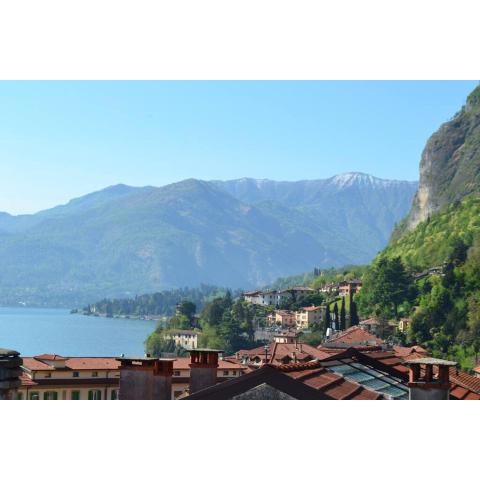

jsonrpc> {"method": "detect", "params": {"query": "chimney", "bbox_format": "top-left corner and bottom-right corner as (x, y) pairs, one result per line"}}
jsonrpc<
(189, 349), (222, 395)
(404, 358), (456, 400)
(0, 348), (22, 400)
(117, 357), (174, 400)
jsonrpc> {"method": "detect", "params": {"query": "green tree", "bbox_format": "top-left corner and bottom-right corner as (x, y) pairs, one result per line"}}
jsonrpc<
(333, 303), (339, 330)
(350, 293), (359, 326)
(358, 255), (413, 319)
(339, 296), (346, 330)
(177, 301), (196, 321)
(324, 304), (331, 335)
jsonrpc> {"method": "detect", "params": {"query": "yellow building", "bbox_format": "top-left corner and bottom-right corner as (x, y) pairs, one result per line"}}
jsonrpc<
(17, 353), (247, 400)
(164, 330), (199, 349)
(295, 306), (324, 330)
(266, 310), (296, 328)
(18, 354), (120, 400)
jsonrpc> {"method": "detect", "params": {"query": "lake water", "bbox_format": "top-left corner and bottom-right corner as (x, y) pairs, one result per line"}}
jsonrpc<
(0, 307), (158, 357)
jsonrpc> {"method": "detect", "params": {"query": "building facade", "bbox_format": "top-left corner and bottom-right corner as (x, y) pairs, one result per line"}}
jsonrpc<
(164, 330), (199, 349)
(18, 354), (120, 400)
(295, 306), (324, 330)
(266, 310), (296, 328)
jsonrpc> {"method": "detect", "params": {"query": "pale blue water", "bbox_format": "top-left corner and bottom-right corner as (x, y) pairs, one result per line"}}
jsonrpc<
(0, 307), (158, 357)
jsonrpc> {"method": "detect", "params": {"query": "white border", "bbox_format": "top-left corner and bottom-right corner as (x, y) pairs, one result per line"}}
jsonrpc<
(0, 0), (478, 80)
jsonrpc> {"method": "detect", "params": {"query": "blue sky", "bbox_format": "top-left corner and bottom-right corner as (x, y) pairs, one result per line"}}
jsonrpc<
(0, 80), (477, 214)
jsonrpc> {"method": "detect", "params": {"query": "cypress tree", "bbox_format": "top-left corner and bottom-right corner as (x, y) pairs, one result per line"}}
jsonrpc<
(324, 304), (331, 335)
(333, 302), (339, 330)
(340, 296), (346, 330)
(350, 293), (359, 326)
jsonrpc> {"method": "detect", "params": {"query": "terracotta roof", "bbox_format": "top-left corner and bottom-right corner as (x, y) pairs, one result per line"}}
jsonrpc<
(34, 354), (68, 361)
(359, 317), (398, 327)
(322, 326), (384, 348)
(275, 362), (383, 400)
(393, 345), (428, 360)
(233, 342), (332, 366)
(184, 360), (385, 400)
(361, 350), (480, 400)
(300, 306), (323, 312)
(22, 356), (121, 371)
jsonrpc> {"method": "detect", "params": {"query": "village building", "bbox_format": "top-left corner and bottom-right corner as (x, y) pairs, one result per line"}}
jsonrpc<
(243, 290), (278, 306)
(244, 286), (316, 307)
(228, 339), (331, 368)
(318, 283), (339, 294)
(295, 305), (324, 330)
(164, 330), (199, 349)
(474, 365), (480, 379)
(359, 317), (398, 336)
(320, 325), (385, 352)
(272, 331), (299, 344)
(16, 352), (247, 400)
(266, 310), (296, 328)
(338, 280), (363, 296)
(18, 354), (121, 400)
(398, 317), (412, 333)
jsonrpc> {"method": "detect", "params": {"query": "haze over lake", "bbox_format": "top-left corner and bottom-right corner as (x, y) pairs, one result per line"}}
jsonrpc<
(0, 307), (157, 357)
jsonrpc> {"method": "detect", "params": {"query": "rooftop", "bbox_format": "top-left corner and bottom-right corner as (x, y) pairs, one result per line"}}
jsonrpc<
(322, 326), (384, 349)
(184, 360), (385, 400)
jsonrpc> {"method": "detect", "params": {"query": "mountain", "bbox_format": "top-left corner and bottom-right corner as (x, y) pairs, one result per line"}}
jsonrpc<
(387, 85), (480, 267)
(0, 174), (417, 307)
(396, 85), (480, 235)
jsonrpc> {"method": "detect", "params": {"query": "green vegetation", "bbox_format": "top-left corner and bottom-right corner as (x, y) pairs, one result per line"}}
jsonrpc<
(385, 195), (480, 270)
(357, 223), (480, 371)
(81, 285), (233, 318)
(145, 292), (266, 356)
(357, 256), (415, 320)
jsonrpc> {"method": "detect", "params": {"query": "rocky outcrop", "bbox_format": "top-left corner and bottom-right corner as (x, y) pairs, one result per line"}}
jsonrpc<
(401, 85), (480, 233)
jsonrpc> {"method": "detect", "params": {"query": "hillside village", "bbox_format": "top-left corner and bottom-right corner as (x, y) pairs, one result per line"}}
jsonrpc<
(4, 273), (480, 401)
(3, 320), (480, 400)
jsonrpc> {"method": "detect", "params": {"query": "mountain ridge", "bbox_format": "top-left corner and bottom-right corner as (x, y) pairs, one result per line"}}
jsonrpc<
(0, 173), (417, 307)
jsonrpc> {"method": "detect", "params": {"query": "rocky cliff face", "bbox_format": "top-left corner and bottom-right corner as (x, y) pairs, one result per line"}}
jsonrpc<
(401, 85), (480, 233)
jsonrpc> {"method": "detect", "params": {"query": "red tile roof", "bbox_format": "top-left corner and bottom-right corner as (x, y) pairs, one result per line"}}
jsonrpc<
(274, 362), (384, 400)
(23, 356), (121, 371)
(34, 354), (68, 361)
(231, 342), (332, 366)
(361, 350), (480, 400)
(301, 306), (323, 312)
(322, 326), (384, 348)
(185, 360), (385, 400)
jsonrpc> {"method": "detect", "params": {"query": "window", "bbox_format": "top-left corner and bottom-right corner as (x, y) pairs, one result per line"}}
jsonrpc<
(232, 371), (237, 376)
(111, 390), (118, 400)
(30, 392), (40, 400)
(223, 370), (229, 376)
(88, 390), (102, 400)
(44, 372), (52, 378)
(173, 370), (181, 376)
(73, 372), (79, 378)
(71, 391), (81, 400)
(92, 371), (98, 378)
(43, 391), (58, 400)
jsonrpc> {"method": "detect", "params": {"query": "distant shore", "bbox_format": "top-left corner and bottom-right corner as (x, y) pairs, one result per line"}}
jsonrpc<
(71, 309), (166, 322)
